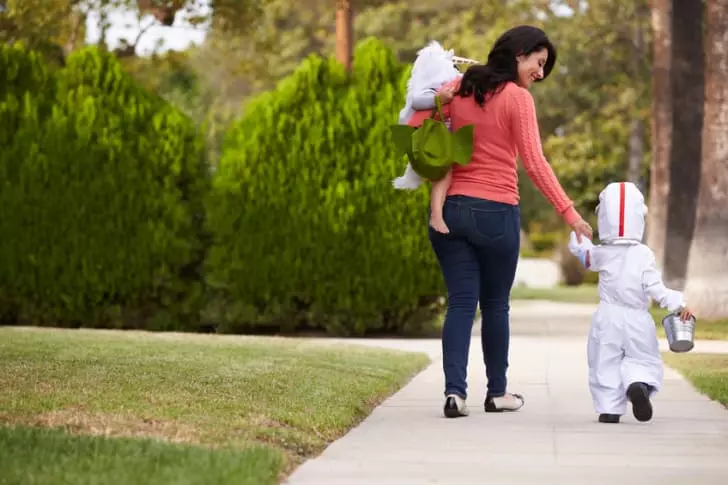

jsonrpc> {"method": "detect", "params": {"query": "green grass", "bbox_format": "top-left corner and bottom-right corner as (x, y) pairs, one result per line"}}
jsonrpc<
(510, 284), (599, 303)
(506, 286), (728, 340)
(662, 353), (728, 408)
(0, 328), (430, 485)
(0, 425), (280, 485)
(651, 308), (728, 340)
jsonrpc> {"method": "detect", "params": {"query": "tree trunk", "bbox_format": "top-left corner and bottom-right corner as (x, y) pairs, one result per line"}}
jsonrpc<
(627, 5), (646, 188)
(63, 10), (84, 58)
(663, 0), (705, 289)
(684, 0), (728, 319)
(646, 0), (672, 269)
(336, 0), (353, 71)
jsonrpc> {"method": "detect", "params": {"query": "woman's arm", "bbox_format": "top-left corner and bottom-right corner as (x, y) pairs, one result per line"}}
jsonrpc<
(508, 87), (580, 226)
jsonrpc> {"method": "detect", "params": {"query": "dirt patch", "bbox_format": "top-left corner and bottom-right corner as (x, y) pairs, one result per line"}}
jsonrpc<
(0, 407), (201, 444)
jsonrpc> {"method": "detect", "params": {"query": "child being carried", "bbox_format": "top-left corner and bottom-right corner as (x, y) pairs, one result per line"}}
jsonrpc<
(392, 41), (476, 234)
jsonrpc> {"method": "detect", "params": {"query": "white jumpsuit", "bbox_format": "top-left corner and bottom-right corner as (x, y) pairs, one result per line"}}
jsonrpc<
(569, 182), (685, 416)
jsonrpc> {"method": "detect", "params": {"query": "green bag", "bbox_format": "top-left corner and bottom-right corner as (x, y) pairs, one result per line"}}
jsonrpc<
(390, 96), (474, 182)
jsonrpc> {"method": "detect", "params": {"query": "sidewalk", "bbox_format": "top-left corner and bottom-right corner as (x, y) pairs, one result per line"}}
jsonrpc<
(286, 302), (728, 485)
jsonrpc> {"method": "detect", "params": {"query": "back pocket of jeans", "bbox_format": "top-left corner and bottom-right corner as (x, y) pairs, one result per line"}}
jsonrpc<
(470, 208), (507, 241)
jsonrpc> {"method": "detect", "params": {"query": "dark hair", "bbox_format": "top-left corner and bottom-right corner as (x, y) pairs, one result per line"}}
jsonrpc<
(456, 25), (557, 106)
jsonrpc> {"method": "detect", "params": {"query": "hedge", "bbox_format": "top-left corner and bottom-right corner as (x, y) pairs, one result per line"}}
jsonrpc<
(0, 44), (208, 329)
(205, 38), (444, 336)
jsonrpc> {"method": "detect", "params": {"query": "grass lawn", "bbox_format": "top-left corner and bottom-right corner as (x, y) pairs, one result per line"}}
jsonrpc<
(0, 328), (430, 485)
(506, 285), (728, 341)
(662, 353), (728, 408)
(510, 284), (599, 304)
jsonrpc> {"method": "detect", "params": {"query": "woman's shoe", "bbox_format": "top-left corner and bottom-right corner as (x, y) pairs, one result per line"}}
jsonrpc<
(484, 393), (524, 413)
(443, 394), (469, 418)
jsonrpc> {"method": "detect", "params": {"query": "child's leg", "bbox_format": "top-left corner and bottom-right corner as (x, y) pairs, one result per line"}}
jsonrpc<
(622, 312), (663, 422)
(587, 312), (628, 420)
(429, 169), (452, 234)
(622, 313), (664, 391)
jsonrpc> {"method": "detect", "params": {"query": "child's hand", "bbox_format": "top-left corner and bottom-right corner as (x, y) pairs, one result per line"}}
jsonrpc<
(568, 231), (593, 255)
(430, 216), (450, 234)
(679, 307), (694, 321)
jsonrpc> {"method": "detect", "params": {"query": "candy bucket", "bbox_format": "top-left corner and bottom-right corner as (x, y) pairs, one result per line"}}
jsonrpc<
(662, 312), (696, 353)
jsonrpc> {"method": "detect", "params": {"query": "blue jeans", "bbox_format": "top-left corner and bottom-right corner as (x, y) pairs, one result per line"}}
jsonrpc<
(429, 195), (520, 399)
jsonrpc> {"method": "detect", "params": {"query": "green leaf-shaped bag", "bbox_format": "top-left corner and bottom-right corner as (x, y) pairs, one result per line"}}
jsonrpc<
(389, 96), (474, 182)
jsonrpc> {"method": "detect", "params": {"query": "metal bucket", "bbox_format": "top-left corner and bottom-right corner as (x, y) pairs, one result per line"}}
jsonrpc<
(662, 312), (696, 353)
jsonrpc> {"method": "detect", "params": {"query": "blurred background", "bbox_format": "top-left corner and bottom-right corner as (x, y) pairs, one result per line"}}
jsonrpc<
(0, 0), (724, 336)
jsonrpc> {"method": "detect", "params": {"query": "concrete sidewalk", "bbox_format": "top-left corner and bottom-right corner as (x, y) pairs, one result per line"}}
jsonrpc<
(286, 302), (728, 485)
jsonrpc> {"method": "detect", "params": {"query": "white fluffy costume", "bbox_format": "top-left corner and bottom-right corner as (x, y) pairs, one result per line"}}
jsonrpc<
(568, 182), (685, 420)
(392, 41), (477, 190)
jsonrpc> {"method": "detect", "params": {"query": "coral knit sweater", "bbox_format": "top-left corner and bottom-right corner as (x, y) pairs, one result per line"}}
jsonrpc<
(408, 80), (579, 226)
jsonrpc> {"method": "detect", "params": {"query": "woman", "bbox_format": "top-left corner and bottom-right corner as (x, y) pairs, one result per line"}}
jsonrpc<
(426, 25), (593, 418)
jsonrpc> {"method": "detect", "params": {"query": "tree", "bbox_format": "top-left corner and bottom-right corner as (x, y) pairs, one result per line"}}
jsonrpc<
(645, 0), (704, 288)
(540, 0), (653, 217)
(684, 0), (728, 319)
(115, 1), (271, 56)
(0, 0), (271, 61)
(206, 39), (444, 336)
(0, 0), (86, 62)
(336, 0), (353, 70)
(646, 0), (672, 270)
(627, 3), (648, 187)
(662, 0), (704, 289)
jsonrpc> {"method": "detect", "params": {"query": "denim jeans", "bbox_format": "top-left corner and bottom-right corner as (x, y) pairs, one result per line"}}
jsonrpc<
(429, 195), (521, 399)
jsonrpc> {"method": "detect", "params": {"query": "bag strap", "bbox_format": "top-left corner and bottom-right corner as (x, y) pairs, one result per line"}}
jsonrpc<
(429, 94), (446, 122)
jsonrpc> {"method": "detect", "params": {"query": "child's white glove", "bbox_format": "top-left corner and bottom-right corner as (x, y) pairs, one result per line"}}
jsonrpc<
(568, 231), (594, 267)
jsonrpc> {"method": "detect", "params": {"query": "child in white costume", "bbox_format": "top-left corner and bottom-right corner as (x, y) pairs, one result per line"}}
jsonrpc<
(567, 182), (694, 423)
(392, 41), (477, 234)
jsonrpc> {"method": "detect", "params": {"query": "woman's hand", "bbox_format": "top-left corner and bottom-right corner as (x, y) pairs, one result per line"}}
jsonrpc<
(437, 85), (456, 104)
(570, 217), (593, 243)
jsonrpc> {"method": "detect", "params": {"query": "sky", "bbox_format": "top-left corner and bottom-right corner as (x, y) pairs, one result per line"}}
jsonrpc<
(84, 5), (210, 56)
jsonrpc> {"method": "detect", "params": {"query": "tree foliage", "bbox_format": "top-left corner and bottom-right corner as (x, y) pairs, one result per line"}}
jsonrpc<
(205, 39), (442, 336)
(167, 0), (652, 229)
(0, 43), (208, 328)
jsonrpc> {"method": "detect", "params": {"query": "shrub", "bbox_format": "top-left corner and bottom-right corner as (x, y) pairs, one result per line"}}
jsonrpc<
(0, 43), (55, 149)
(528, 231), (562, 253)
(205, 38), (443, 336)
(0, 45), (208, 329)
(558, 244), (586, 286)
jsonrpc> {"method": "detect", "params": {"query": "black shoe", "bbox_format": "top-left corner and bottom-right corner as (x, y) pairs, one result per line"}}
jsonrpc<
(598, 413), (620, 423)
(484, 393), (524, 413)
(627, 382), (653, 422)
(443, 394), (469, 418)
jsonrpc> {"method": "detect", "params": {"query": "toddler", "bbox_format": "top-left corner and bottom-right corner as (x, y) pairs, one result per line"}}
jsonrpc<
(568, 182), (693, 423)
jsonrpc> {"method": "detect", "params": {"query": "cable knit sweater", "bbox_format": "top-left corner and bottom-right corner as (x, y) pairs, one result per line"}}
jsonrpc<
(407, 80), (579, 225)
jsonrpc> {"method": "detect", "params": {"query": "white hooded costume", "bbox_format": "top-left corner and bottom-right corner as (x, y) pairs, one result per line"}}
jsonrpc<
(392, 42), (477, 190)
(568, 182), (685, 416)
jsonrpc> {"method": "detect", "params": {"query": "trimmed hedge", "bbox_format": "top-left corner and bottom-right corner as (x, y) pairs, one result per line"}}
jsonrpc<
(0, 45), (208, 329)
(205, 38), (443, 336)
